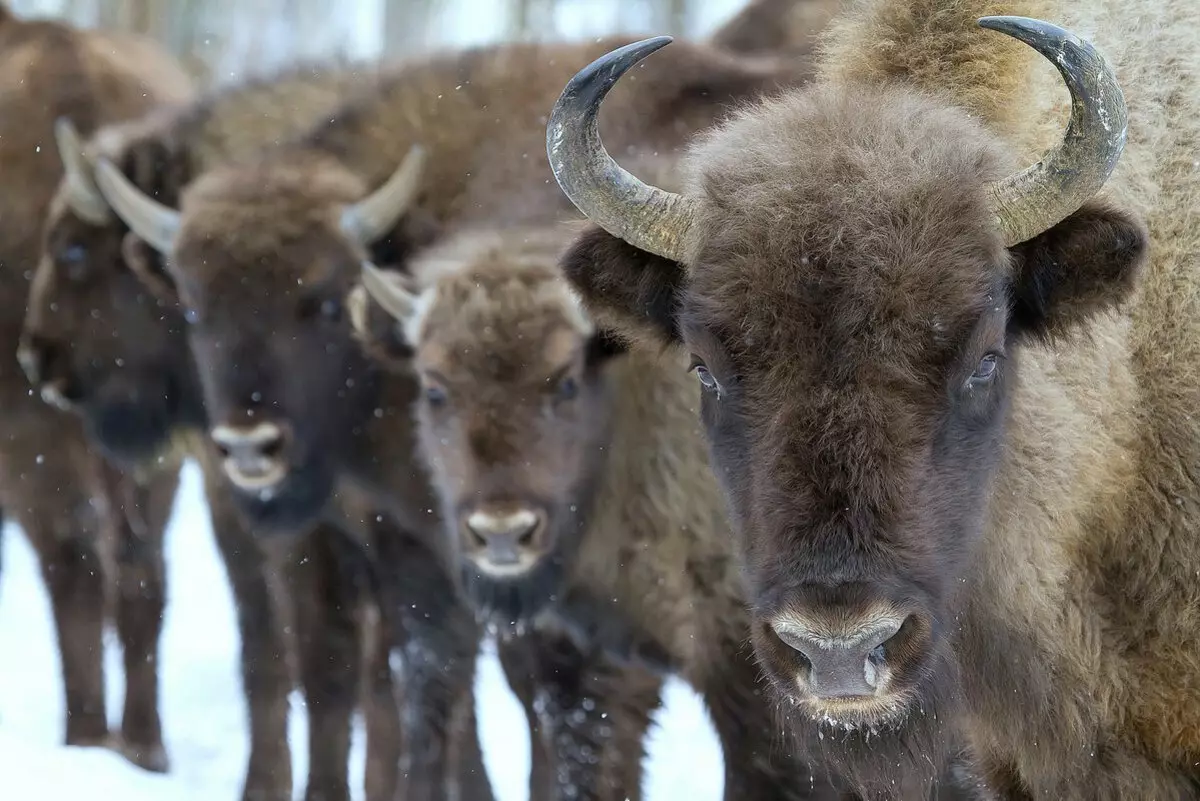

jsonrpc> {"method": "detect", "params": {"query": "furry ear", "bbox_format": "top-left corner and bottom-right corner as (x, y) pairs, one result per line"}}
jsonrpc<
(1008, 200), (1147, 340)
(122, 231), (178, 304)
(559, 224), (687, 350)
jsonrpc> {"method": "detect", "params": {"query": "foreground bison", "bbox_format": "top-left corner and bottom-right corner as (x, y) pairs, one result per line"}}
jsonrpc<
(20, 66), (405, 801)
(548, 0), (1200, 796)
(0, 3), (192, 772)
(85, 27), (845, 801)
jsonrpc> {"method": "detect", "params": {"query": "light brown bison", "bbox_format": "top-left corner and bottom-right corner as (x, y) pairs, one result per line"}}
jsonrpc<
(82, 28), (834, 801)
(20, 64), (409, 801)
(0, 2), (192, 773)
(547, 0), (1200, 797)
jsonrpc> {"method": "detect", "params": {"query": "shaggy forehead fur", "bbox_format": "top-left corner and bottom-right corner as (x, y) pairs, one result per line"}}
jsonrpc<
(174, 153), (369, 288)
(682, 84), (1015, 384)
(409, 229), (594, 379)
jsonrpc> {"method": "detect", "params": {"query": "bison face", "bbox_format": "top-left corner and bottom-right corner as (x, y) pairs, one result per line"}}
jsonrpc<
(174, 224), (377, 536)
(20, 197), (204, 468)
(355, 231), (624, 631)
(89, 147), (426, 536)
(547, 30), (1145, 794)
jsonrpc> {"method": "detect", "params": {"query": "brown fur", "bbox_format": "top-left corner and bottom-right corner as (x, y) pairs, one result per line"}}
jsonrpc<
(556, 0), (1200, 797)
(19, 63), (404, 801)
(711, 0), (844, 58)
(17, 49), (646, 801)
(102, 30), (831, 801)
(0, 5), (190, 773)
(361, 224), (866, 800)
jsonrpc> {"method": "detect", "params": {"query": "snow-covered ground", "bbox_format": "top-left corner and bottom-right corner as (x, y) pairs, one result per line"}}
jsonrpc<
(0, 459), (723, 800)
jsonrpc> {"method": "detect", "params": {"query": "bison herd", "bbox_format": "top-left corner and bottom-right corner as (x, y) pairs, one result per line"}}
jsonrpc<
(1, 0), (1198, 798)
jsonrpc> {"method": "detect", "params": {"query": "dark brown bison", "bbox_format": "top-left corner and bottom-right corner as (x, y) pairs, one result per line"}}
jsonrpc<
(20, 65), (409, 801)
(547, 0), (1200, 797)
(0, 2), (192, 774)
(82, 29), (834, 801)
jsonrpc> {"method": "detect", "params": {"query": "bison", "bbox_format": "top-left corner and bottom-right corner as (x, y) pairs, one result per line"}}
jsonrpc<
(19, 64), (410, 801)
(0, 2), (192, 773)
(352, 223), (879, 799)
(546, 0), (1200, 797)
(82, 27), (837, 801)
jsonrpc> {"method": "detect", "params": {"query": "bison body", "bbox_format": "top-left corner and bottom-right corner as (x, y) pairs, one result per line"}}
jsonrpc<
(548, 0), (1200, 797)
(0, 2), (192, 773)
(19, 60), (408, 801)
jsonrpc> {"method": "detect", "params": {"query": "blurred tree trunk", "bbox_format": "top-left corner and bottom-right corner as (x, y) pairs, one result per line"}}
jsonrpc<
(507, 0), (556, 40)
(383, 0), (435, 57)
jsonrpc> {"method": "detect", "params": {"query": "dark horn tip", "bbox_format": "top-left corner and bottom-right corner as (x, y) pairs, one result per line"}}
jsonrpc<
(977, 16), (1083, 53)
(551, 36), (675, 119)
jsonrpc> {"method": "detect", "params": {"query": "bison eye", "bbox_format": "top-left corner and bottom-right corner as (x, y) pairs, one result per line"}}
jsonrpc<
(556, 375), (579, 401)
(425, 384), (447, 407)
(688, 355), (721, 396)
(320, 298), (343, 322)
(59, 244), (88, 280)
(971, 353), (1000, 381)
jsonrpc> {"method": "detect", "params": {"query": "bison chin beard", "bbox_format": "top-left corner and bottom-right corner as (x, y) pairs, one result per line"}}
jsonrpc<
(781, 643), (962, 800)
(459, 554), (567, 638)
(228, 457), (336, 537)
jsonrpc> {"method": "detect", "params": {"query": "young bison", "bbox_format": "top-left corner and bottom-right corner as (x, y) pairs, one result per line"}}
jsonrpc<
(19, 65), (406, 801)
(0, 3), (192, 773)
(353, 226), (872, 800)
(547, 0), (1200, 796)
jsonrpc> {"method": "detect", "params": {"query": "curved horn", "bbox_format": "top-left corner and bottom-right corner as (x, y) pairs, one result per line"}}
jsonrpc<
(359, 261), (418, 323)
(92, 157), (180, 254)
(340, 145), (427, 245)
(978, 16), (1128, 246)
(54, 118), (109, 225)
(546, 36), (698, 262)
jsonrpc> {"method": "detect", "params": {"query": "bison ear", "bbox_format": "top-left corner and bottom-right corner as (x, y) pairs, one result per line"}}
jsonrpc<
(122, 232), (178, 304)
(1007, 200), (1148, 341)
(559, 224), (686, 350)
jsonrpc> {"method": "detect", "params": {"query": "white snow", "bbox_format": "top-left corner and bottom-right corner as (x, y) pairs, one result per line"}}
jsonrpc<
(0, 459), (723, 800)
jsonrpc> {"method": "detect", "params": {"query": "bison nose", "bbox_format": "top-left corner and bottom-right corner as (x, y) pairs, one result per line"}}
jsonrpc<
(770, 613), (905, 699)
(211, 422), (289, 492)
(462, 506), (547, 576)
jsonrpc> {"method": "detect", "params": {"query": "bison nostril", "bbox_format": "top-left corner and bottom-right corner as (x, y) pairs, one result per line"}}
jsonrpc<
(768, 612), (907, 698)
(260, 436), (284, 459)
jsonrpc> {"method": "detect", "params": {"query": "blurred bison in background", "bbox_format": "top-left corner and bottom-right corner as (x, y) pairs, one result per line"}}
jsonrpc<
(84, 20), (838, 801)
(18, 62), (423, 801)
(548, 0), (1200, 796)
(0, 1), (191, 774)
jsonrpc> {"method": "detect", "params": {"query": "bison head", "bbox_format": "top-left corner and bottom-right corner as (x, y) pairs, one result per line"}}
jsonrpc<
(19, 118), (205, 467)
(546, 20), (1146, 793)
(353, 227), (626, 630)
(90, 145), (427, 534)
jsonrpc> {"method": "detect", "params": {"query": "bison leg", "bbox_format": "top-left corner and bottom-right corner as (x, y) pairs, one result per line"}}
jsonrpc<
(360, 600), (401, 801)
(287, 525), (368, 801)
(2, 438), (111, 750)
(104, 459), (177, 772)
(497, 630), (660, 801)
(206, 471), (295, 801)
(371, 529), (494, 801)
